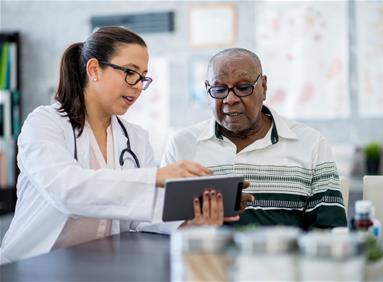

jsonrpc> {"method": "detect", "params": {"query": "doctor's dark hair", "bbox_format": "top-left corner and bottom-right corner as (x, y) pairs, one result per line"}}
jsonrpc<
(55, 26), (147, 136)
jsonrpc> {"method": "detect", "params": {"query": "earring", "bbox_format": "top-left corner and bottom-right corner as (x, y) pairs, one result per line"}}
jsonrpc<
(92, 78), (97, 82)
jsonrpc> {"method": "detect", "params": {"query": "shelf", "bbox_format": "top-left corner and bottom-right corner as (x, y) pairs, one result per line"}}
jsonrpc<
(0, 32), (21, 214)
(0, 32), (19, 43)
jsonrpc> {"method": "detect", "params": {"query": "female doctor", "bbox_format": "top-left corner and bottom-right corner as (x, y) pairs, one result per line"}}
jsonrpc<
(0, 27), (229, 264)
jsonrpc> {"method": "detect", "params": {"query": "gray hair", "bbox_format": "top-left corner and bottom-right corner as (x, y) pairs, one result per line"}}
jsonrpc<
(207, 48), (262, 75)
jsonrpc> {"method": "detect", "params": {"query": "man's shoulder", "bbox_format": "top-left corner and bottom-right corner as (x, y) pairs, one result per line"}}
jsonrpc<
(266, 106), (323, 143)
(281, 115), (322, 141)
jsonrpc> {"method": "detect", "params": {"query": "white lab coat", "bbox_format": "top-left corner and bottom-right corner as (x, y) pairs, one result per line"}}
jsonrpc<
(0, 103), (161, 263)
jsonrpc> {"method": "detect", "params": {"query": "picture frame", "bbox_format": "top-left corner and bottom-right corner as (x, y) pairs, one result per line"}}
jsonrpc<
(189, 4), (237, 48)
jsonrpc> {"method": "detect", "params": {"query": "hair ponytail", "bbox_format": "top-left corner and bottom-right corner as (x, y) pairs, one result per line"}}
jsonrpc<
(55, 42), (86, 136)
(55, 27), (147, 136)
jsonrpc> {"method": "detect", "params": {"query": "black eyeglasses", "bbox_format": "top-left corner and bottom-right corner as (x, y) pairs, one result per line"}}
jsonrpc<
(206, 74), (262, 99)
(99, 61), (153, 90)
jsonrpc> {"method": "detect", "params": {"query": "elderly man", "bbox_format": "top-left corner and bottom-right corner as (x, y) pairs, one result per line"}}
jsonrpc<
(162, 48), (347, 229)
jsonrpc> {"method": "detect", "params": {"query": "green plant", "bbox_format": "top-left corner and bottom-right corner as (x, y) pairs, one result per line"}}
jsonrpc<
(365, 235), (383, 262)
(364, 142), (381, 161)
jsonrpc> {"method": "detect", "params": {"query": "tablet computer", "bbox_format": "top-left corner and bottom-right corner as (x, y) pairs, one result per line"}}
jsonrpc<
(162, 175), (244, 222)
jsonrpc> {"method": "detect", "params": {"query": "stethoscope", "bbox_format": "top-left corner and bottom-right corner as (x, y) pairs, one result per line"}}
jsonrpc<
(71, 117), (140, 168)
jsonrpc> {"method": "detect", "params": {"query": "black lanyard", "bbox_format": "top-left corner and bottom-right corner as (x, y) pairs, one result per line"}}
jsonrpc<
(71, 117), (140, 168)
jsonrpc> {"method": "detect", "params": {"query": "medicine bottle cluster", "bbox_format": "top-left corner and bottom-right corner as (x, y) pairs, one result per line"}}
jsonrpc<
(351, 200), (381, 239)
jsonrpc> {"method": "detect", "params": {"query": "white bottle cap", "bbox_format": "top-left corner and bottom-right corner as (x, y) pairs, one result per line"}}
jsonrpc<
(355, 200), (372, 214)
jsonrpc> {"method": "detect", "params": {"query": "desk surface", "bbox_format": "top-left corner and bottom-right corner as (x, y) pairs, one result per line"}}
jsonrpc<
(2, 230), (382, 282)
(1, 232), (170, 282)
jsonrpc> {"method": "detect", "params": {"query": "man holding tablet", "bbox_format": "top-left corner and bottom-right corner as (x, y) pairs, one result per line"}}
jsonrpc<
(161, 48), (347, 230)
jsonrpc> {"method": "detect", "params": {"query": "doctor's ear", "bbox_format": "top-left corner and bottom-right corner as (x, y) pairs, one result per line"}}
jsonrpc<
(86, 58), (101, 82)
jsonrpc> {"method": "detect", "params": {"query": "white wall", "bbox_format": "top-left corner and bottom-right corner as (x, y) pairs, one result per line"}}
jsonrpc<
(1, 0), (383, 165)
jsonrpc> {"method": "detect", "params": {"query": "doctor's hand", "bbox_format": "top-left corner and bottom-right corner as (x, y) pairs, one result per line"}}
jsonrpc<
(156, 160), (211, 187)
(179, 190), (239, 229)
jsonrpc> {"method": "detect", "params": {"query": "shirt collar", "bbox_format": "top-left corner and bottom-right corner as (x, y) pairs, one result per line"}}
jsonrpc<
(197, 105), (297, 143)
(265, 105), (297, 140)
(195, 117), (216, 141)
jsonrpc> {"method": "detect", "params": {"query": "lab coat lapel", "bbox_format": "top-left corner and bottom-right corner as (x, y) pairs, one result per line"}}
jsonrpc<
(74, 126), (90, 169)
(111, 116), (126, 235)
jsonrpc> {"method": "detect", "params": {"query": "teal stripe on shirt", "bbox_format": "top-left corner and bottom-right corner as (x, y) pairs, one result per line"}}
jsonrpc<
(210, 162), (347, 229)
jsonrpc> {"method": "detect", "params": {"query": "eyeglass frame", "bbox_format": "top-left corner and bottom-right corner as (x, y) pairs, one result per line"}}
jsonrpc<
(99, 61), (153, 90)
(205, 73), (262, 99)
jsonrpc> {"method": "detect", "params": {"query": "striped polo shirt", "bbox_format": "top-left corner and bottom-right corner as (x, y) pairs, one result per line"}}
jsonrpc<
(161, 106), (347, 229)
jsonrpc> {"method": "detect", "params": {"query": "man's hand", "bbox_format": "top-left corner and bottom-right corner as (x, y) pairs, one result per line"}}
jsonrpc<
(240, 180), (255, 213)
(178, 179), (254, 229)
(180, 190), (240, 228)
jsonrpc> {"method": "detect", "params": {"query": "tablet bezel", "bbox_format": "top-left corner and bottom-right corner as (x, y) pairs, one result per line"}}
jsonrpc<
(162, 175), (244, 222)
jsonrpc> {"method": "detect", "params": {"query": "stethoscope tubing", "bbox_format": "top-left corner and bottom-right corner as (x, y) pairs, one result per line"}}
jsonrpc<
(71, 117), (140, 168)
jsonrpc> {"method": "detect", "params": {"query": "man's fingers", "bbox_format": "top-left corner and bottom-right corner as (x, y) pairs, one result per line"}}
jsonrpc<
(193, 197), (202, 219)
(202, 191), (210, 222)
(217, 193), (224, 225)
(239, 193), (255, 212)
(243, 180), (251, 189)
(242, 193), (255, 202)
(210, 190), (218, 222)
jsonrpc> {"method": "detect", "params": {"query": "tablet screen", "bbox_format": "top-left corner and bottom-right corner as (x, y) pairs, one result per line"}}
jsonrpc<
(162, 175), (244, 221)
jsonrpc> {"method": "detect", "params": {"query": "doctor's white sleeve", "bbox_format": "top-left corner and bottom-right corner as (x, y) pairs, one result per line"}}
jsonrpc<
(17, 107), (157, 221)
(132, 135), (183, 234)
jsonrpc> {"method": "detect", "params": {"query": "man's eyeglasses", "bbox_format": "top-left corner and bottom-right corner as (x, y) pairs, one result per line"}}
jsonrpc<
(99, 61), (153, 90)
(206, 73), (262, 99)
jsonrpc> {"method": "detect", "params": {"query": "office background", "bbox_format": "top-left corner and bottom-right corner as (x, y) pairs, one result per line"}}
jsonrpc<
(1, 0), (383, 172)
(2, 3), (383, 271)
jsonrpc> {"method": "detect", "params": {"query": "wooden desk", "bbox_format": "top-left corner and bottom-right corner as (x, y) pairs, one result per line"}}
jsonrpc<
(1, 232), (170, 281)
